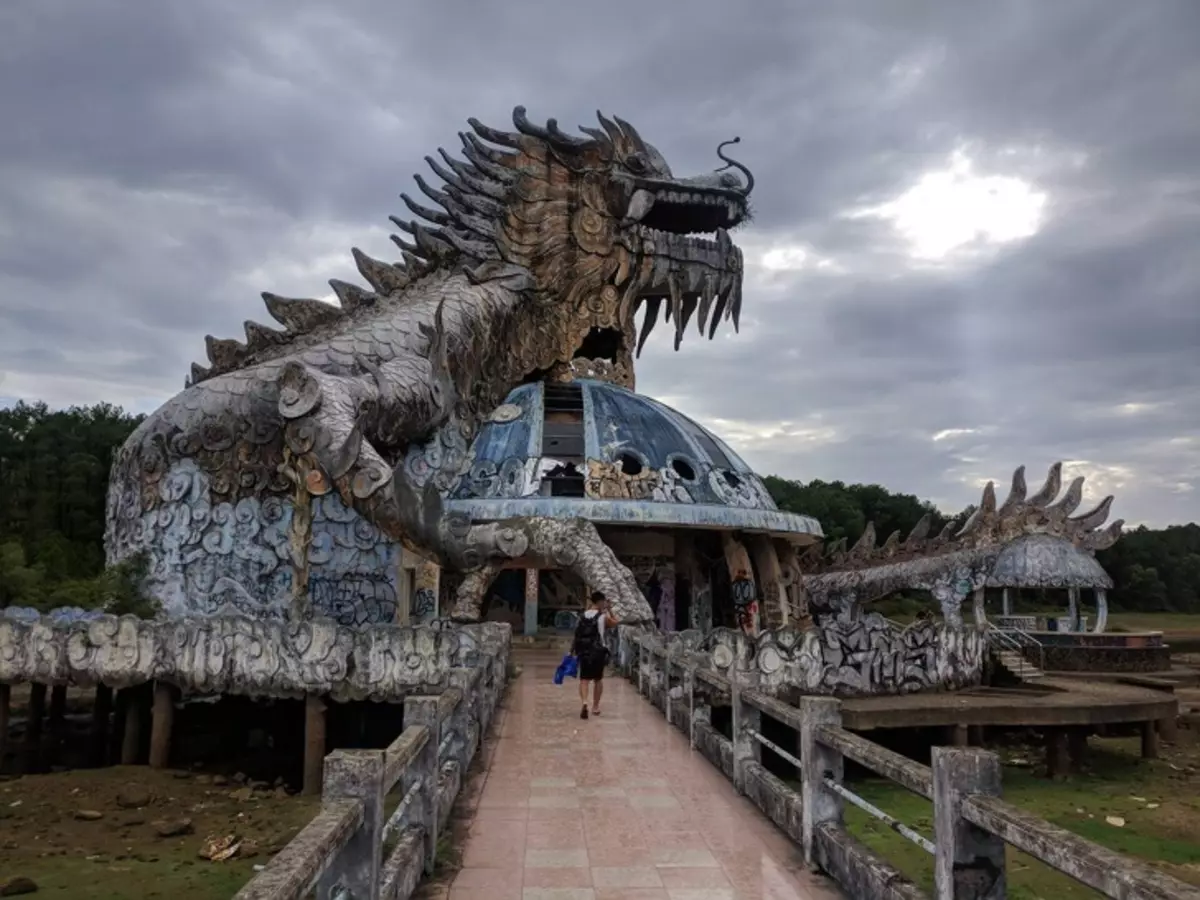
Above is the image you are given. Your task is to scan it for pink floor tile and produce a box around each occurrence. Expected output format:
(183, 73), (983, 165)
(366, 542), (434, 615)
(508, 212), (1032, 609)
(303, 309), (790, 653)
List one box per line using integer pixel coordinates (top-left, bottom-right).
(452, 651), (844, 900)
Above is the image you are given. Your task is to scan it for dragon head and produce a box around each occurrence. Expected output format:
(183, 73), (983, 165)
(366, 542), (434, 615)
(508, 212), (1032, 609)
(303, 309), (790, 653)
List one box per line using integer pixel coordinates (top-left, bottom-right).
(385, 106), (754, 386)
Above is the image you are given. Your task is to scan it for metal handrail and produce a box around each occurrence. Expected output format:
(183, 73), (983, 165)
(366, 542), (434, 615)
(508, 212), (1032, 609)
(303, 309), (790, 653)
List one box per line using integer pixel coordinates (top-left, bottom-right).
(985, 624), (1046, 677)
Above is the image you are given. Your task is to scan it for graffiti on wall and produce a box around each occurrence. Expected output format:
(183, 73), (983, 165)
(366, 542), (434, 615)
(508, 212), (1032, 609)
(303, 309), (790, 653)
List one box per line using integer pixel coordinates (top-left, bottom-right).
(704, 612), (985, 696)
(691, 581), (713, 632)
(309, 574), (397, 627)
(731, 571), (758, 636)
(413, 559), (440, 623)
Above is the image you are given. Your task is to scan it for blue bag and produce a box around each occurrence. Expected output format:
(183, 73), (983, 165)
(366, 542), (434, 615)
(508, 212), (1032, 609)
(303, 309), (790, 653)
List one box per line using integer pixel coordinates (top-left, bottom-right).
(553, 653), (578, 685)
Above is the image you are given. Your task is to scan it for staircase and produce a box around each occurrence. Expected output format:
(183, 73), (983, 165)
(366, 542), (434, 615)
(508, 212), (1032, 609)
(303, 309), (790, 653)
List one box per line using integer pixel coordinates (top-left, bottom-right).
(992, 647), (1045, 682)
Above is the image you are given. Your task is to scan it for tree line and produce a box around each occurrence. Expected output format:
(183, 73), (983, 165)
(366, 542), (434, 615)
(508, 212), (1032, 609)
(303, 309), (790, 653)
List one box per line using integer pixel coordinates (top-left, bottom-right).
(0, 401), (1196, 615)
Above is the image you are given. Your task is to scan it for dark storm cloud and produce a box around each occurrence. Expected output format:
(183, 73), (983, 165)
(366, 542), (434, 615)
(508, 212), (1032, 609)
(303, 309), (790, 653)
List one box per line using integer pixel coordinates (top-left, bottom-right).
(0, 0), (1197, 525)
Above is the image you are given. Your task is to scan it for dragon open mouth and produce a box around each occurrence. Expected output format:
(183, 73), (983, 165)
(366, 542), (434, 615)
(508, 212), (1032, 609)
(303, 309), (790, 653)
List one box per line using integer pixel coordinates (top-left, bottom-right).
(619, 185), (749, 355)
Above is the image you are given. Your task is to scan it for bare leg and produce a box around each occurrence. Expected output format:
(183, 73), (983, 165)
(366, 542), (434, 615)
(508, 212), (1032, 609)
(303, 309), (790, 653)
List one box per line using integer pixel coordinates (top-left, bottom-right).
(578, 677), (589, 706)
(592, 679), (604, 714)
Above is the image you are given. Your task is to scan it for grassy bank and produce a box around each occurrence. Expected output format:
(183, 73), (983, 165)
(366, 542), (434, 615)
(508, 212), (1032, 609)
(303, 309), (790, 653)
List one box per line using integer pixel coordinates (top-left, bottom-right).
(843, 736), (1200, 898)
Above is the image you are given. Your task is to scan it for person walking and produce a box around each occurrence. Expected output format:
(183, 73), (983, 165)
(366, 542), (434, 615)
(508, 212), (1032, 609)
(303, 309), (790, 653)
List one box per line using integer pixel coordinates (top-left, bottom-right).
(573, 590), (618, 719)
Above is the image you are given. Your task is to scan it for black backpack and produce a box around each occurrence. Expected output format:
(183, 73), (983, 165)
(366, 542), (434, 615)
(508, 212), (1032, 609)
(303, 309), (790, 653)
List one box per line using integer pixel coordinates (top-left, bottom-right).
(573, 613), (601, 657)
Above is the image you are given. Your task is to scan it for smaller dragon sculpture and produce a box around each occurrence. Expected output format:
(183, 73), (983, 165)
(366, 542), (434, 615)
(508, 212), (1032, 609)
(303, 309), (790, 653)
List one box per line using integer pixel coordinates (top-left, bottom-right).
(800, 462), (1123, 626)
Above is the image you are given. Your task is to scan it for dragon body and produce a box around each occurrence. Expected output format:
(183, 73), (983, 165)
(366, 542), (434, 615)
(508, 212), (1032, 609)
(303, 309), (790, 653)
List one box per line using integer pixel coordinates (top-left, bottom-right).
(105, 107), (754, 626)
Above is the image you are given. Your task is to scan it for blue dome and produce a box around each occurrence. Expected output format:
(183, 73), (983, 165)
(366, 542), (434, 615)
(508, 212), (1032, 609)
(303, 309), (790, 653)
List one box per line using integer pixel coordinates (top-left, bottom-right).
(443, 380), (823, 540)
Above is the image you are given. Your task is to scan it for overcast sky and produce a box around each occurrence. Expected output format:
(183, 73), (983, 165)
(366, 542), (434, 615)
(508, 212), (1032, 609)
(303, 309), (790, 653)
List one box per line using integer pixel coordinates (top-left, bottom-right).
(1, 1), (1197, 526)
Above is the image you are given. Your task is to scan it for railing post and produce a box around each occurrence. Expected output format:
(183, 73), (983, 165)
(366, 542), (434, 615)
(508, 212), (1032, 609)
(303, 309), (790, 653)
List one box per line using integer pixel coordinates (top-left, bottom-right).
(665, 644), (675, 726)
(684, 662), (697, 749)
(800, 696), (843, 869)
(637, 640), (647, 696)
(404, 695), (441, 875)
(932, 747), (1006, 900)
(730, 667), (760, 793)
(317, 748), (385, 899)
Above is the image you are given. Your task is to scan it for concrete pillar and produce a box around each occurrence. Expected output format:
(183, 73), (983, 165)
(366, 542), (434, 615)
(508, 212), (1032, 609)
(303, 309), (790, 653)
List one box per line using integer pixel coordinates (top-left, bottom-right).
(774, 539), (810, 627)
(1158, 715), (1179, 743)
(968, 725), (985, 747)
(1141, 720), (1159, 759)
(303, 693), (327, 795)
(1093, 588), (1108, 633)
(746, 534), (788, 629)
(949, 723), (970, 747)
(1067, 586), (1080, 632)
(1068, 728), (1088, 769)
(730, 665), (761, 793)
(149, 682), (175, 769)
(523, 567), (539, 637)
(317, 748), (387, 898)
(120, 687), (144, 765)
(1046, 729), (1071, 778)
(1001, 588), (1011, 617)
(91, 684), (113, 767)
(414, 558), (440, 623)
(932, 747), (1006, 899)
(48, 685), (66, 757)
(800, 697), (843, 869)
(972, 587), (987, 626)
(674, 532), (696, 633)
(22, 683), (46, 773)
(722, 533), (759, 636)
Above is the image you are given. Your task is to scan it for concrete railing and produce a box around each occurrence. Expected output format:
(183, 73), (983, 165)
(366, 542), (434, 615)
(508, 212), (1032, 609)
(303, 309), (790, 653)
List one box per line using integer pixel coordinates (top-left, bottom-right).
(234, 654), (505, 900)
(626, 632), (1200, 900)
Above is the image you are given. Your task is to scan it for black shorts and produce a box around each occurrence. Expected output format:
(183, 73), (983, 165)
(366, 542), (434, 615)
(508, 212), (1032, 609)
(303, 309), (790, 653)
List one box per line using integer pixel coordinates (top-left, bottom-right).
(579, 650), (608, 681)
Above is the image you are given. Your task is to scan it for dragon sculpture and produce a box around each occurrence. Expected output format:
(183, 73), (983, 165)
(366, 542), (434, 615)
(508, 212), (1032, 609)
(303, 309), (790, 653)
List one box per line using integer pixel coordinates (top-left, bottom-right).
(104, 106), (754, 626)
(800, 462), (1123, 627)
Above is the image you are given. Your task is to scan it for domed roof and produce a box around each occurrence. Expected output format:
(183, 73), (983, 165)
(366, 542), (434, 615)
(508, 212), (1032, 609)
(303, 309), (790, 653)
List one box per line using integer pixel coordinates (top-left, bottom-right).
(443, 379), (823, 540)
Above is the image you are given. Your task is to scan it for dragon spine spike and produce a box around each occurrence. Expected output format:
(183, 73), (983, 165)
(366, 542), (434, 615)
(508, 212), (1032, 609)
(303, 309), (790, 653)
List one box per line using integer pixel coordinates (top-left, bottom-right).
(399, 193), (450, 227)
(351, 248), (410, 296)
(261, 293), (344, 332)
(328, 279), (376, 312)
(1068, 495), (1114, 532)
(243, 320), (287, 350)
(997, 464), (1027, 514)
(1048, 476), (1085, 517)
(852, 522), (877, 553)
(1027, 461), (1063, 508)
(466, 116), (520, 149)
(905, 513), (932, 544)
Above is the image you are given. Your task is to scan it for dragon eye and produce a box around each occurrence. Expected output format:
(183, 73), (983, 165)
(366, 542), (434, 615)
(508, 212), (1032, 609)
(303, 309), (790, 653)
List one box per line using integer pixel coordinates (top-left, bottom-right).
(625, 153), (648, 174)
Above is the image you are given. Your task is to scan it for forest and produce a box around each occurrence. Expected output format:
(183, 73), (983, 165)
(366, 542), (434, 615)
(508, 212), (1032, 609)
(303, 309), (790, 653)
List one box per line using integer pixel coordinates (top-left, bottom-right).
(0, 401), (1197, 614)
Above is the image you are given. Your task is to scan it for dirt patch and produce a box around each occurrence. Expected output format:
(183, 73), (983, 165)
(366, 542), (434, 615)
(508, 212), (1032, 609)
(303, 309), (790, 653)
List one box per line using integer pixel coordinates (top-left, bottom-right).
(0, 766), (319, 899)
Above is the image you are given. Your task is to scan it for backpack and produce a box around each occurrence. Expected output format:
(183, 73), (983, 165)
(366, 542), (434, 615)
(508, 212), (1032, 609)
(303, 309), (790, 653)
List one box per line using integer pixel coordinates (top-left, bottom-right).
(573, 612), (601, 658)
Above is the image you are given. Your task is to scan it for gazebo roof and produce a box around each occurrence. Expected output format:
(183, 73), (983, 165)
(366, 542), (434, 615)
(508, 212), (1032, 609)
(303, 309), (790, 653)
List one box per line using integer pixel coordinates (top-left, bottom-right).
(985, 533), (1113, 589)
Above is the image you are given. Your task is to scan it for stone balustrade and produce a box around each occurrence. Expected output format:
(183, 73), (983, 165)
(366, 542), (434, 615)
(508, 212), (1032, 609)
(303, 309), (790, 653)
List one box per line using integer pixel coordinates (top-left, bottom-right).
(623, 630), (1200, 900)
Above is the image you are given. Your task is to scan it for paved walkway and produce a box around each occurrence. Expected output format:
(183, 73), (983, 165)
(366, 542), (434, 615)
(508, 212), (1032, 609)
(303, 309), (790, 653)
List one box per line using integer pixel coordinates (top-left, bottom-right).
(450, 651), (843, 900)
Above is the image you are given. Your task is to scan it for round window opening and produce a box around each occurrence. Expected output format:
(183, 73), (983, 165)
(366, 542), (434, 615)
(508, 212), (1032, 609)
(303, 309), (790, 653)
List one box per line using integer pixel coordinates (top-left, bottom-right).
(671, 458), (696, 481)
(722, 470), (743, 489)
(618, 453), (644, 476)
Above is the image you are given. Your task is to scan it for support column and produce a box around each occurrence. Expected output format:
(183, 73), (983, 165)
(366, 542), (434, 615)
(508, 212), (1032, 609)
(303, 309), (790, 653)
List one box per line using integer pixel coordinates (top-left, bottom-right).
(90, 684), (113, 767)
(149, 682), (175, 769)
(303, 693), (327, 795)
(22, 683), (46, 773)
(1001, 588), (1011, 618)
(523, 567), (539, 637)
(932, 747), (1006, 899)
(1067, 586), (1080, 632)
(1046, 728), (1070, 778)
(1068, 727), (1088, 769)
(1093, 588), (1108, 633)
(414, 558), (440, 623)
(48, 685), (66, 765)
(1158, 715), (1179, 744)
(972, 587), (987, 626)
(775, 539), (811, 628)
(674, 532), (696, 633)
(722, 533), (759, 636)
(948, 723), (970, 747)
(120, 687), (144, 765)
(1141, 720), (1159, 759)
(746, 534), (788, 629)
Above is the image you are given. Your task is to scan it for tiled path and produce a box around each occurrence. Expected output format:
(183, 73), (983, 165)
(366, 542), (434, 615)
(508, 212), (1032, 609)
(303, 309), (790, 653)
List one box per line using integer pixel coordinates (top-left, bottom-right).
(450, 651), (844, 900)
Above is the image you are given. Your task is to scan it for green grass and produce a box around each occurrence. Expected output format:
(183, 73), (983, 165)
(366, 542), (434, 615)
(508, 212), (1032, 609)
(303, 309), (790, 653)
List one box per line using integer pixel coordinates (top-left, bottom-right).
(840, 738), (1200, 898)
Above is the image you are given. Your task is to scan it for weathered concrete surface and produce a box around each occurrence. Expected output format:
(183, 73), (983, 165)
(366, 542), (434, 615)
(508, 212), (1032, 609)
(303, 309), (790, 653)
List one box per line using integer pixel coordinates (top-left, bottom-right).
(0, 612), (510, 702)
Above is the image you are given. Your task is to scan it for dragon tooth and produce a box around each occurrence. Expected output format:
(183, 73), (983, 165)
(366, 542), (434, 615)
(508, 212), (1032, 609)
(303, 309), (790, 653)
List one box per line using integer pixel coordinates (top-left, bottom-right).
(729, 278), (743, 333)
(698, 272), (716, 335)
(668, 273), (684, 350)
(625, 189), (656, 223)
(636, 296), (662, 357)
(708, 289), (728, 339)
(649, 255), (670, 290)
(679, 294), (698, 338)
